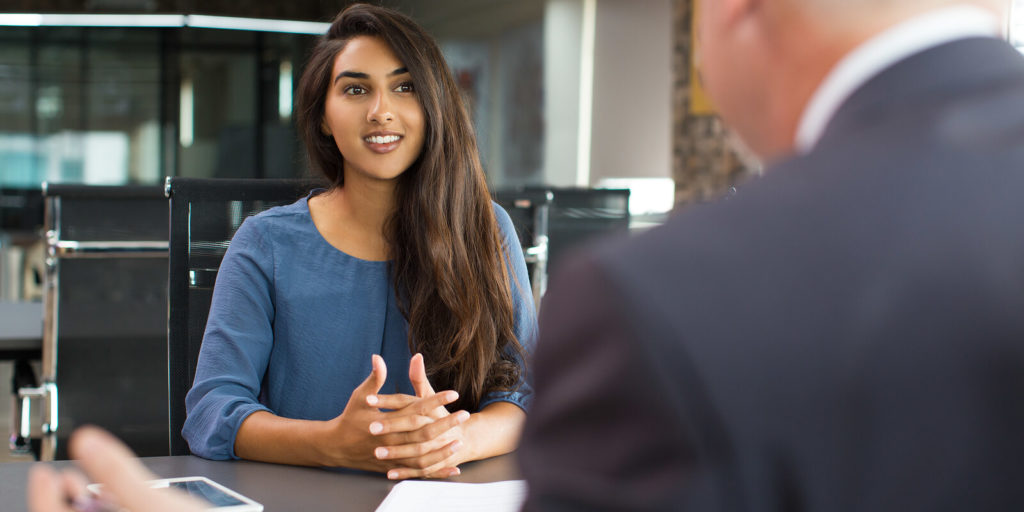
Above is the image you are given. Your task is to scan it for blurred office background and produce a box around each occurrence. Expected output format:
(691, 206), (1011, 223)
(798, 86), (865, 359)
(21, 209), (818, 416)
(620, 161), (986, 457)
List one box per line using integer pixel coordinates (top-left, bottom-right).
(0, 0), (686, 209)
(2, 0), (1022, 229)
(1, 0), (1020, 462)
(1, 0), (699, 305)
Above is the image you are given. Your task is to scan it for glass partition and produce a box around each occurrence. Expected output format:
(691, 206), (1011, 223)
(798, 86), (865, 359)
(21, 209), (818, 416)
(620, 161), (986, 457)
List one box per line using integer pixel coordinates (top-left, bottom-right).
(0, 27), (316, 190)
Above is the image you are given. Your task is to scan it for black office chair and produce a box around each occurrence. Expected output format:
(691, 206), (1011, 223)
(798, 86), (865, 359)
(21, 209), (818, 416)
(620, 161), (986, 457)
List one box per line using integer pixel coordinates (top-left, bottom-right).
(494, 186), (630, 300)
(166, 177), (323, 455)
(492, 188), (552, 308)
(544, 187), (631, 271)
(18, 184), (169, 460)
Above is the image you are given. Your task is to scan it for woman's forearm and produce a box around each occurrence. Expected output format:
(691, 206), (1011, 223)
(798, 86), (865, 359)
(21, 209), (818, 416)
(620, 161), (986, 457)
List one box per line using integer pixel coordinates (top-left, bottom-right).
(234, 411), (336, 467)
(461, 401), (526, 461)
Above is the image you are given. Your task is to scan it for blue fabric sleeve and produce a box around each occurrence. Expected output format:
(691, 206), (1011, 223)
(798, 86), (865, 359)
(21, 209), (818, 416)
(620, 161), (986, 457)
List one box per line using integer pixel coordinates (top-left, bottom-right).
(183, 217), (275, 460)
(479, 203), (538, 412)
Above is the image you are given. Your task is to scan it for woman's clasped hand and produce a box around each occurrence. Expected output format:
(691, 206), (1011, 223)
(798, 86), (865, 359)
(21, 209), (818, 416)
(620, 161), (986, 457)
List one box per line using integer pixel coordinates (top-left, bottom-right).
(323, 353), (472, 479)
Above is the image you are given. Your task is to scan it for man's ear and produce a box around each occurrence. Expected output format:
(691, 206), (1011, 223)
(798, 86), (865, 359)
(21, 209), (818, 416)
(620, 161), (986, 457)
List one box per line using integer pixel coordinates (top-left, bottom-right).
(722, 0), (761, 28)
(700, 0), (760, 38)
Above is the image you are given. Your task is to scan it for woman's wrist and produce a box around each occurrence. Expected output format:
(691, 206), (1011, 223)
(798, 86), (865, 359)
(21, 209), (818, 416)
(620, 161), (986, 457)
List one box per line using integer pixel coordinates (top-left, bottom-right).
(462, 402), (525, 461)
(459, 413), (484, 462)
(310, 417), (352, 467)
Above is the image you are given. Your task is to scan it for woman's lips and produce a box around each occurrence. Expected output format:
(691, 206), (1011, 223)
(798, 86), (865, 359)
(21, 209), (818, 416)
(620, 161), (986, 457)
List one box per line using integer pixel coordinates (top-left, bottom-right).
(363, 134), (403, 154)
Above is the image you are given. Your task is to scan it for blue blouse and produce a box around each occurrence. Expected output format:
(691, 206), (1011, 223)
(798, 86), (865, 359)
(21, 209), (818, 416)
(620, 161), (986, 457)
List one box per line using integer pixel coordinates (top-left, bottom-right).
(183, 194), (536, 460)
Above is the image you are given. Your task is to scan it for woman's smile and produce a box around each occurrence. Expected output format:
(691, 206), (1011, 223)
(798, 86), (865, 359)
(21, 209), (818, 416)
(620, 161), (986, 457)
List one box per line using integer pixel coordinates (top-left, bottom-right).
(363, 131), (404, 154)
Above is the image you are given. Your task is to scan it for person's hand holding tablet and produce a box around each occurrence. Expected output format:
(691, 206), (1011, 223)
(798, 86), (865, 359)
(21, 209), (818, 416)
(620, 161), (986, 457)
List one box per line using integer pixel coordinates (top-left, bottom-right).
(27, 427), (206, 512)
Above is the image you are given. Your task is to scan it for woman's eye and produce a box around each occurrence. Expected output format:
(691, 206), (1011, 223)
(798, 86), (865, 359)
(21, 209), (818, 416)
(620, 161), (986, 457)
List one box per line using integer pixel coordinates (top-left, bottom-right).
(344, 85), (367, 95)
(395, 82), (415, 93)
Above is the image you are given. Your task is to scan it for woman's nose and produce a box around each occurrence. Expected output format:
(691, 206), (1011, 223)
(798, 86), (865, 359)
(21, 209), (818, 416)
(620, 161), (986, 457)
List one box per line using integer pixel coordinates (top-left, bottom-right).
(367, 91), (394, 124)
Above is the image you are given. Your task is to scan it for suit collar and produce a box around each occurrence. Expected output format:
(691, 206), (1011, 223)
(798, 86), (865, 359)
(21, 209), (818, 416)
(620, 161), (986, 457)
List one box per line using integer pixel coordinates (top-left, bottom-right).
(795, 5), (1000, 154)
(813, 37), (1024, 151)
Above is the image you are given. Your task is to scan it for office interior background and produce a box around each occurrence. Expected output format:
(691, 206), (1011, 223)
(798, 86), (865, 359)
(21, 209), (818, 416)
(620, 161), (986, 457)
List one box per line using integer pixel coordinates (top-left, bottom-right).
(1, 0), (1022, 463)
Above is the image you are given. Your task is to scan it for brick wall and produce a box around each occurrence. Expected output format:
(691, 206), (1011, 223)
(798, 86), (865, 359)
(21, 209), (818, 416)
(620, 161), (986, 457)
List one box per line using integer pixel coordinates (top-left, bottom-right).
(672, 0), (755, 209)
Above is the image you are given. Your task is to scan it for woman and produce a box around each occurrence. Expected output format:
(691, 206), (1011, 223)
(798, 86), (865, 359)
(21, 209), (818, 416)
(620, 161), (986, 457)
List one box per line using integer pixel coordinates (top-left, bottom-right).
(183, 4), (535, 480)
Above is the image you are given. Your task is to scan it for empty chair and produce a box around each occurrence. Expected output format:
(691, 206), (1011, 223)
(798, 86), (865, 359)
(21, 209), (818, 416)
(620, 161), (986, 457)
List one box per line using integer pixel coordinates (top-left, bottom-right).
(492, 188), (553, 308)
(19, 184), (169, 460)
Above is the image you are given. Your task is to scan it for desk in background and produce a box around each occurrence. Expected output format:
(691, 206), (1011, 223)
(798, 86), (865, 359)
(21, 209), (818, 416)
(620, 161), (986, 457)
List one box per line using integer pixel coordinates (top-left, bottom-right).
(0, 452), (521, 511)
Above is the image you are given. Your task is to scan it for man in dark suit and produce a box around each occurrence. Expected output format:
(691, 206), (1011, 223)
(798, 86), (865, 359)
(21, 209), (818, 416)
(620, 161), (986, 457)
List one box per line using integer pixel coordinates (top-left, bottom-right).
(520, 0), (1024, 510)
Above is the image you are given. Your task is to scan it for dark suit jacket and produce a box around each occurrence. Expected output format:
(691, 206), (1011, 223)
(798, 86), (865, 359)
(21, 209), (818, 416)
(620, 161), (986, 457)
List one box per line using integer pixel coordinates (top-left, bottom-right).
(519, 37), (1024, 511)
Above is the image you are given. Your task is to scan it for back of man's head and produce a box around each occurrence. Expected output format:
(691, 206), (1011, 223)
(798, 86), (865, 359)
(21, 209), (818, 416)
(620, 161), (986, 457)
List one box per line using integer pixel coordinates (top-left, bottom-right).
(695, 0), (1004, 162)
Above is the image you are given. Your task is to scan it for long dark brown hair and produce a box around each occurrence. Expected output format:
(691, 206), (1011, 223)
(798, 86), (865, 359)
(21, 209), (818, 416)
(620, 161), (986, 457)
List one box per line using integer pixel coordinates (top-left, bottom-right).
(295, 3), (527, 411)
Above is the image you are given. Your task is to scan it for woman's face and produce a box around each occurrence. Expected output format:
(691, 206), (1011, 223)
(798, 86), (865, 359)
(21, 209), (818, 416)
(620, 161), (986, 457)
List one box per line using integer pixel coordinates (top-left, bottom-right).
(323, 35), (425, 183)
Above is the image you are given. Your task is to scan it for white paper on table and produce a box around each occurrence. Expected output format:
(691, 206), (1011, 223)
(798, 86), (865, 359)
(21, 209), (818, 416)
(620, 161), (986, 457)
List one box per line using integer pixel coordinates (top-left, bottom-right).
(374, 479), (527, 512)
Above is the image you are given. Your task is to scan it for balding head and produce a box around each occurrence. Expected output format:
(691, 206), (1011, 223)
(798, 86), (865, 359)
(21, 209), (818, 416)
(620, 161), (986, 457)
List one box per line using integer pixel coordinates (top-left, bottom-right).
(695, 0), (1005, 162)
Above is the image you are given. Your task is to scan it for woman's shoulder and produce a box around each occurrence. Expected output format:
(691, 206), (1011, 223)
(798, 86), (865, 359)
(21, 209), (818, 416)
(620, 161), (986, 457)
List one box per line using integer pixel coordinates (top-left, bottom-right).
(490, 200), (515, 233)
(234, 194), (317, 244)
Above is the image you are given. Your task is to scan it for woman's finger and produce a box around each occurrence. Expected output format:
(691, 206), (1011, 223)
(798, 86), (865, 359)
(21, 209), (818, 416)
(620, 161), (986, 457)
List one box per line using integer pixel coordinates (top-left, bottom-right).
(369, 413), (433, 436)
(384, 439), (463, 478)
(408, 353), (435, 397)
(422, 466), (462, 479)
(387, 410), (469, 446)
(366, 393), (418, 410)
(352, 355), (388, 407)
(369, 389), (457, 415)
(405, 390), (457, 416)
(375, 428), (463, 461)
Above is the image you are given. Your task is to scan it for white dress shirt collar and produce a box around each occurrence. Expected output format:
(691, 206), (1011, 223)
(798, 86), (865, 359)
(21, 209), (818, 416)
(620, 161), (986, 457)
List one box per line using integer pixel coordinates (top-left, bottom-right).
(794, 5), (1000, 154)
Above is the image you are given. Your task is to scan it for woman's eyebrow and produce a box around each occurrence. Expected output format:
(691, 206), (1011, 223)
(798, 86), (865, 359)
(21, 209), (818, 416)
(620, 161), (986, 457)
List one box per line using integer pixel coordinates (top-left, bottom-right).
(334, 67), (409, 84)
(334, 70), (368, 83)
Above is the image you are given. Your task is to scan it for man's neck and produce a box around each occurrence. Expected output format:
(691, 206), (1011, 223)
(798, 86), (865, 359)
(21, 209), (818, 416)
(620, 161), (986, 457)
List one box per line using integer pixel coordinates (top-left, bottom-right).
(791, 3), (1000, 154)
(752, 14), (858, 163)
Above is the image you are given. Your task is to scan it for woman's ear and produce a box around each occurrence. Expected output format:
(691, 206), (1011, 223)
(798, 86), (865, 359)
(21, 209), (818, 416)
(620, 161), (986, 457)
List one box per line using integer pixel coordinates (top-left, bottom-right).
(320, 119), (332, 136)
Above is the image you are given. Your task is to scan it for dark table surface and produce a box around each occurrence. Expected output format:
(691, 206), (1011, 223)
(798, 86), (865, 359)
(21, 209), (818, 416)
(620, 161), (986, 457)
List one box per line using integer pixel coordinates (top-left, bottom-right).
(0, 452), (522, 511)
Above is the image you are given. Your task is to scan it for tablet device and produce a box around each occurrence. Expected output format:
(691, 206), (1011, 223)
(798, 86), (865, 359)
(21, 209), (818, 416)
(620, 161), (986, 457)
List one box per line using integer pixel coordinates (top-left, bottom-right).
(87, 476), (263, 511)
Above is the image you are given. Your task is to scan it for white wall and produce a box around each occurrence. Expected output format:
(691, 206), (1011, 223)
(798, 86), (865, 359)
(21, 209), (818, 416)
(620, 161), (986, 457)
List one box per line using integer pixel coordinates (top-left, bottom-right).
(589, 0), (673, 184)
(542, 0), (673, 187)
(542, 0), (585, 187)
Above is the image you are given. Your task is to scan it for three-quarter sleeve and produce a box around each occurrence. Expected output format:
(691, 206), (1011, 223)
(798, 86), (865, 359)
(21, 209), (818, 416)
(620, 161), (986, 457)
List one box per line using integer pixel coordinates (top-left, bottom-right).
(479, 203), (538, 412)
(183, 217), (276, 459)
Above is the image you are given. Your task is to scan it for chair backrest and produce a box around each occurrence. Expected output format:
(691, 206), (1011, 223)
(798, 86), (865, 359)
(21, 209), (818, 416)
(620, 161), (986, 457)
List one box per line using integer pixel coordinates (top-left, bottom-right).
(544, 187), (630, 271)
(166, 177), (323, 455)
(38, 184), (169, 460)
(492, 188), (553, 308)
(493, 186), (630, 297)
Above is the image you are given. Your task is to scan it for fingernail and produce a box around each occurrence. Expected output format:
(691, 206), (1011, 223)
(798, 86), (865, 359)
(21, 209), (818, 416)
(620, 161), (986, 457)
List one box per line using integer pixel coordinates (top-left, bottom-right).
(375, 447), (388, 459)
(445, 391), (459, 401)
(388, 470), (399, 480)
(450, 468), (461, 476)
(451, 440), (463, 452)
(456, 411), (470, 422)
(369, 422), (384, 434)
(366, 395), (379, 406)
